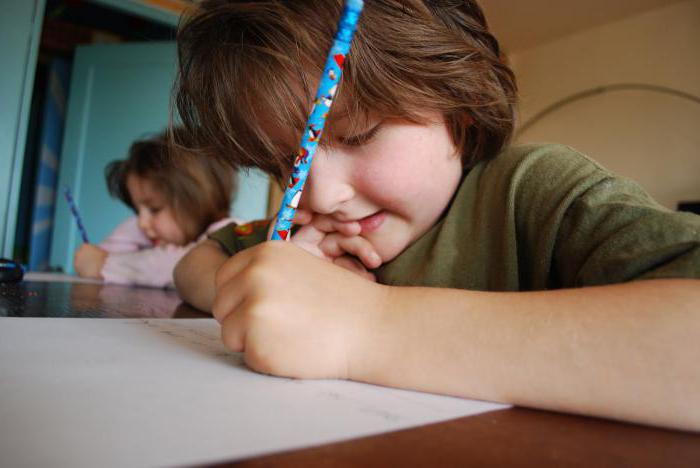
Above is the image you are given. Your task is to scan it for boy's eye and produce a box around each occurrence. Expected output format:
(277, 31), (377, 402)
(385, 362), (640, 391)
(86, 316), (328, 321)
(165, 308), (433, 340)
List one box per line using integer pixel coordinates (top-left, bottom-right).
(339, 123), (381, 147)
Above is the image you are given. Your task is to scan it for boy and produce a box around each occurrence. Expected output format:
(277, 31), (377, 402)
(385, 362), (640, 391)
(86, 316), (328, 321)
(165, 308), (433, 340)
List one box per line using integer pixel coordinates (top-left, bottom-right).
(173, 0), (700, 430)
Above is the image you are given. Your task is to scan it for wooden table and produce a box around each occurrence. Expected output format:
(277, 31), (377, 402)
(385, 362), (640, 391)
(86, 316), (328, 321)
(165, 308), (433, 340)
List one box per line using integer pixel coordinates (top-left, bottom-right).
(2, 277), (699, 467)
(216, 408), (700, 467)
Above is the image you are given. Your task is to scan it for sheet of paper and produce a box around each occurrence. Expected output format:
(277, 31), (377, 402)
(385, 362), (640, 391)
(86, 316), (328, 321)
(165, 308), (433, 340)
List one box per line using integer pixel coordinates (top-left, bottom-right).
(23, 271), (103, 284)
(0, 318), (508, 467)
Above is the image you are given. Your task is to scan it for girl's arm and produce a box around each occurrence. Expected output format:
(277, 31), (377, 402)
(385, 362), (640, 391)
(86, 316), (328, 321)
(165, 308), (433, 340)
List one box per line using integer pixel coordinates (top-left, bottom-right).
(174, 240), (229, 311)
(75, 217), (151, 279)
(212, 241), (700, 431)
(100, 244), (191, 288)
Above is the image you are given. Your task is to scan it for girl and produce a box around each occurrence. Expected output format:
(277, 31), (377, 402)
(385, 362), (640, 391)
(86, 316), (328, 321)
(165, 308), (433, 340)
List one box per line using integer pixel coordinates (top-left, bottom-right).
(172, 1), (699, 430)
(74, 128), (241, 288)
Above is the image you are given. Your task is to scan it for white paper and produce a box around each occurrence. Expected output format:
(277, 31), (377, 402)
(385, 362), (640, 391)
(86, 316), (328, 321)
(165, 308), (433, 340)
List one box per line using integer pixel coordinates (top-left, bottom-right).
(0, 318), (507, 467)
(23, 272), (103, 284)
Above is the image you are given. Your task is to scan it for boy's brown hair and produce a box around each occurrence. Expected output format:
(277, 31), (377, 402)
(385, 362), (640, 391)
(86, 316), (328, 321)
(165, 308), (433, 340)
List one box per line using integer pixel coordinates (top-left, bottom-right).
(175, 0), (517, 180)
(105, 127), (236, 243)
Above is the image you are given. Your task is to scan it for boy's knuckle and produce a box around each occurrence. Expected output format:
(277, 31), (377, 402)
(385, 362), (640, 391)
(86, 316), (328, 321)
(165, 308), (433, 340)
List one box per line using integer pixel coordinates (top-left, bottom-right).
(244, 263), (269, 287)
(261, 240), (285, 255)
(245, 346), (284, 377)
(214, 262), (233, 288)
(211, 299), (228, 322)
(220, 326), (239, 351)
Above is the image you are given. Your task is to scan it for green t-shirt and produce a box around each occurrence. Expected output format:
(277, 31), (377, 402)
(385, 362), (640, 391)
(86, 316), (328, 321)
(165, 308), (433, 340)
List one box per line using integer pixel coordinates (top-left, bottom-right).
(209, 144), (700, 290)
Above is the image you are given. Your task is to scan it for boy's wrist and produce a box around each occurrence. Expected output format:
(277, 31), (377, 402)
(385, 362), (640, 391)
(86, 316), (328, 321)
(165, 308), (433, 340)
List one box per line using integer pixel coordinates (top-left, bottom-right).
(345, 283), (399, 382)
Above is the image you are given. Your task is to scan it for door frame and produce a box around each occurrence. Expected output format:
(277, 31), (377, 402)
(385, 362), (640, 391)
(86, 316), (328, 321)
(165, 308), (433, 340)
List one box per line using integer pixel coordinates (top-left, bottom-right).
(0, 0), (46, 258)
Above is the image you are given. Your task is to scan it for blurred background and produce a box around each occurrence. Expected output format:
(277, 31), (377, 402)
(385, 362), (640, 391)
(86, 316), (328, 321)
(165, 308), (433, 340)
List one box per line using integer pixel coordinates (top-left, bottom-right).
(484, 0), (700, 214)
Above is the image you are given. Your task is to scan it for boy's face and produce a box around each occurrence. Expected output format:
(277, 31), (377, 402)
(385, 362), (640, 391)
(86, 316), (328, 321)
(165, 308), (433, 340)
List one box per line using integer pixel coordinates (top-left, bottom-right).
(126, 174), (187, 247)
(295, 112), (464, 263)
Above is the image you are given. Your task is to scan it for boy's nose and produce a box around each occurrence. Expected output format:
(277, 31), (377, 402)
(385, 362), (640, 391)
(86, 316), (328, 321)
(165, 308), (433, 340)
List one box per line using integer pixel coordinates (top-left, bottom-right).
(303, 153), (354, 215)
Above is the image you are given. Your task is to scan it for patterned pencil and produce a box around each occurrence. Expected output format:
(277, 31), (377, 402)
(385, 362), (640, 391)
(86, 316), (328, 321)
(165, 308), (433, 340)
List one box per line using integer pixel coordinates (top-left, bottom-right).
(63, 186), (90, 243)
(270, 0), (364, 241)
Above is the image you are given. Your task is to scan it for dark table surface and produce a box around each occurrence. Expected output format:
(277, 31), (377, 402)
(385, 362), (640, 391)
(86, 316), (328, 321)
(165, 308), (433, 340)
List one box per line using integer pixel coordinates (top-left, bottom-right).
(2, 275), (699, 467)
(0, 273), (208, 318)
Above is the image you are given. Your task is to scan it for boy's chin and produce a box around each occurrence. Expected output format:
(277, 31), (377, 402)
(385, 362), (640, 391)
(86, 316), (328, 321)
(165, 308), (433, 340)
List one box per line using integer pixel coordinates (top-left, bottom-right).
(361, 217), (412, 265)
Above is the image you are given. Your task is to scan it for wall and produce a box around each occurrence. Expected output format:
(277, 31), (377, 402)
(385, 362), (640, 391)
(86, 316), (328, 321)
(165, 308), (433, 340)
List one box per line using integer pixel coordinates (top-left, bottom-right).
(510, 0), (700, 210)
(0, 0), (45, 257)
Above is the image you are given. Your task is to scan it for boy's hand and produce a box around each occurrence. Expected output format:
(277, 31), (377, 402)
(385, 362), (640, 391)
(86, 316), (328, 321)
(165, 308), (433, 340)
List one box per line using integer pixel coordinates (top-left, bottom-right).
(73, 244), (108, 279)
(282, 209), (381, 280)
(213, 241), (388, 379)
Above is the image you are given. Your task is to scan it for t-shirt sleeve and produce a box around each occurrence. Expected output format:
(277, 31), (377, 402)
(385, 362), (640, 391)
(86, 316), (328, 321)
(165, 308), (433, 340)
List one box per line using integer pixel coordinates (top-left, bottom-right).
(208, 219), (272, 256)
(553, 175), (700, 286)
(510, 145), (700, 287)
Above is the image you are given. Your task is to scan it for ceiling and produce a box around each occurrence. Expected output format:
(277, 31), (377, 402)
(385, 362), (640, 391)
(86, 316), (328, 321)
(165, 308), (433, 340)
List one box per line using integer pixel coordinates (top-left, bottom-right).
(122, 1), (688, 54)
(480, 0), (689, 53)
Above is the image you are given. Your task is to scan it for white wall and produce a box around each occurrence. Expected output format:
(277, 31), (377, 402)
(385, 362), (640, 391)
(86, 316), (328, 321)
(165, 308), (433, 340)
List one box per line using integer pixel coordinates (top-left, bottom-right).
(510, 0), (700, 210)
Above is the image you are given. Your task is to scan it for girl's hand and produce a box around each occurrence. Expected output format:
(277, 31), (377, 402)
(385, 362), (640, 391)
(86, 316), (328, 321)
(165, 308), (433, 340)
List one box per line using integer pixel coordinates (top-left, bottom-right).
(212, 241), (388, 379)
(73, 244), (108, 279)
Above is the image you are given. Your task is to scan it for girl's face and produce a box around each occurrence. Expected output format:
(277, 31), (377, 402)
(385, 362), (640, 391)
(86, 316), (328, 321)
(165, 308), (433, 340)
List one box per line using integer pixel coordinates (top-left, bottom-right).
(126, 174), (188, 246)
(295, 112), (464, 263)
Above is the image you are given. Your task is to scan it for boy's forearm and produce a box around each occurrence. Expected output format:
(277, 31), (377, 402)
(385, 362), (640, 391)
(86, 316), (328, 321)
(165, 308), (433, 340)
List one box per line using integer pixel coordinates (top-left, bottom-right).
(174, 240), (228, 312)
(352, 279), (700, 431)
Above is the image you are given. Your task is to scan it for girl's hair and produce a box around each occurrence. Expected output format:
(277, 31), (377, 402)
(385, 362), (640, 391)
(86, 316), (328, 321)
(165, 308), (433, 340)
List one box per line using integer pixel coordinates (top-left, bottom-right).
(105, 127), (236, 243)
(175, 0), (517, 180)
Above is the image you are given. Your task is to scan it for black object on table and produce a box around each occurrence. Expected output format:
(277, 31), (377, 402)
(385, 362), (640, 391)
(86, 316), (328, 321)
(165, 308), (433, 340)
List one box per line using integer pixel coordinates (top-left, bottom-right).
(0, 258), (24, 283)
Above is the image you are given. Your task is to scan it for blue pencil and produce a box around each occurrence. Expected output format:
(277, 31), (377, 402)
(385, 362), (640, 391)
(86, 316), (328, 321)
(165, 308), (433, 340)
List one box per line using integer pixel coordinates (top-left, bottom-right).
(63, 186), (90, 243)
(270, 0), (364, 241)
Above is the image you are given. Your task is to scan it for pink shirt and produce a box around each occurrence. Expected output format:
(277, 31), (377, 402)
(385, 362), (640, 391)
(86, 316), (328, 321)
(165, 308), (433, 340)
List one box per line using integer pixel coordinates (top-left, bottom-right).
(99, 216), (240, 289)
